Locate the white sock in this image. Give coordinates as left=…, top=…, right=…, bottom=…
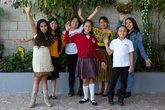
left=89, top=84, right=95, bottom=101
left=83, top=85, right=89, bottom=99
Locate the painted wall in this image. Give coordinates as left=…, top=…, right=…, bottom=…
left=0, top=72, right=165, bottom=93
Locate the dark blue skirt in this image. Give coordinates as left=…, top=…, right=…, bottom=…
left=75, top=56, right=99, bottom=79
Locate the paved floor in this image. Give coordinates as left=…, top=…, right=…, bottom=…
left=0, top=93, right=165, bottom=110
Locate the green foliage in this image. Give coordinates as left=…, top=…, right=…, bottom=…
left=1, top=51, right=33, bottom=72
left=132, top=0, right=165, bottom=72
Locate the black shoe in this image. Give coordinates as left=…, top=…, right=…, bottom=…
left=49, top=95, right=57, bottom=99
left=91, top=100, right=97, bottom=106
left=79, top=98, right=89, bottom=104
left=118, top=96, right=124, bottom=106
left=77, top=87, right=83, bottom=96
left=125, top=92, right=131, bottom=98
left=68, top=88, right=74, bottom=97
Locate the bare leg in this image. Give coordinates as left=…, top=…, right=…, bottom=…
left=103, top=82, right=109, bottom=96
left=95, top=81, right=102, bottom=95
left=28, top=75, right=40, bottom=108
left=42, top=75, right=52, bottom=107
left=51, top=79, right=56, bottom=96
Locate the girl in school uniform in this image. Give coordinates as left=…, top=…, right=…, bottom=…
left=64, top=19, right=107, bottom=106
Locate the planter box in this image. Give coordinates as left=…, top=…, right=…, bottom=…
left=0, top=72, right=165, bottom=93
left=0, top=72, right=79, bottom=93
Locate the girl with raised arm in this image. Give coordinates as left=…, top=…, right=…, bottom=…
left=22, top=5, right=53, bottom=108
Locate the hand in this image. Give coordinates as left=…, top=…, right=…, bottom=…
left=145, top=58, right=152, bottom=67
left=101, top=62, right=107, bottom=70
left=128, top=66, right=134, bottom=73
left=78, top=8, right=82, bottom=17
left=14, top=39, right=22, bottom=44
left=95, top=6, right=101, bottom=12
left=103, top=37, right=109, bottom=46
left=65, top=21, right=71, bottom=31
left=22, top=3, right=31, bottom=14
left=119, top=13, right=125, bottom=21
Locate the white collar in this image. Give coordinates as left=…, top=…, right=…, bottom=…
left=86, top=35, right=90, bottom=39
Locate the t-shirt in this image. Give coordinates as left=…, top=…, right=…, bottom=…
left=109, top=38, right=134, bottom=67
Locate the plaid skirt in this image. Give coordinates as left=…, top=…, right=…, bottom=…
left=75, top=56, right=99, bottom=79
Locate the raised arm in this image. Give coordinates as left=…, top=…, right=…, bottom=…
left=64, top=21, right=71, bottom=43
left=22, top=5, right=36, bottom=35
left=87, top=6, right=100, bottom=20
left=78, top=6, right=100, bottom=22
left=78, top=8, right=85, bottom=22
left=116, top=13, right=125, bottom=30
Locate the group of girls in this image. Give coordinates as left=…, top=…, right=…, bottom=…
left=15, top=4, right=152, bottom=108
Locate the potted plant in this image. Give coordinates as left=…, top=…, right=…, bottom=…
left=114, top=0, right=132, bottom=14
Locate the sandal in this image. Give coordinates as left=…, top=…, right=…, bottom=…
left=49, top=95, right=57, bottom=99
left=79, top=98, right=89, bottom=104
left=102, top=92, right=108, bottom=97
left=95, top=92, right=103, bottom=95
left=91, top=100, right=97, bottom=106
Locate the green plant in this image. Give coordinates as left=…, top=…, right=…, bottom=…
left=2, top=50, right=33, bottom=72
left=132, top=0, right=165, bottom=72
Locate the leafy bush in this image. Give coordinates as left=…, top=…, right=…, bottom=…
left=0, top=51, right=33, bottom=72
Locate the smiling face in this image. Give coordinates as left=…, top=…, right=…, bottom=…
left=40, top=22, right=48, bottom=33
left=83, top=21, right=92, bottom=35
left=125, top=19, right=134, bottom=31
left=70, top=18, right=79, bottom=29
left=99, top=19, right=109, bottom=29
left=50, top=20, right=58, bottom=31
left=117, top=26, right=128, bottom=39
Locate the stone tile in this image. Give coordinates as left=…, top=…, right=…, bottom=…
left=0, top=93, right=165, bottom=110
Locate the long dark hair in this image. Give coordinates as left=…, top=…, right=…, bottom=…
left=35, top=19, right=51, bottom=48
left=82, top=19, right=93, bottom=36
left=49, top=18, right=62, bottom=53
left=70, top=16, right=82, bottom=29
left=125, top=17, right=140, bottom=33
